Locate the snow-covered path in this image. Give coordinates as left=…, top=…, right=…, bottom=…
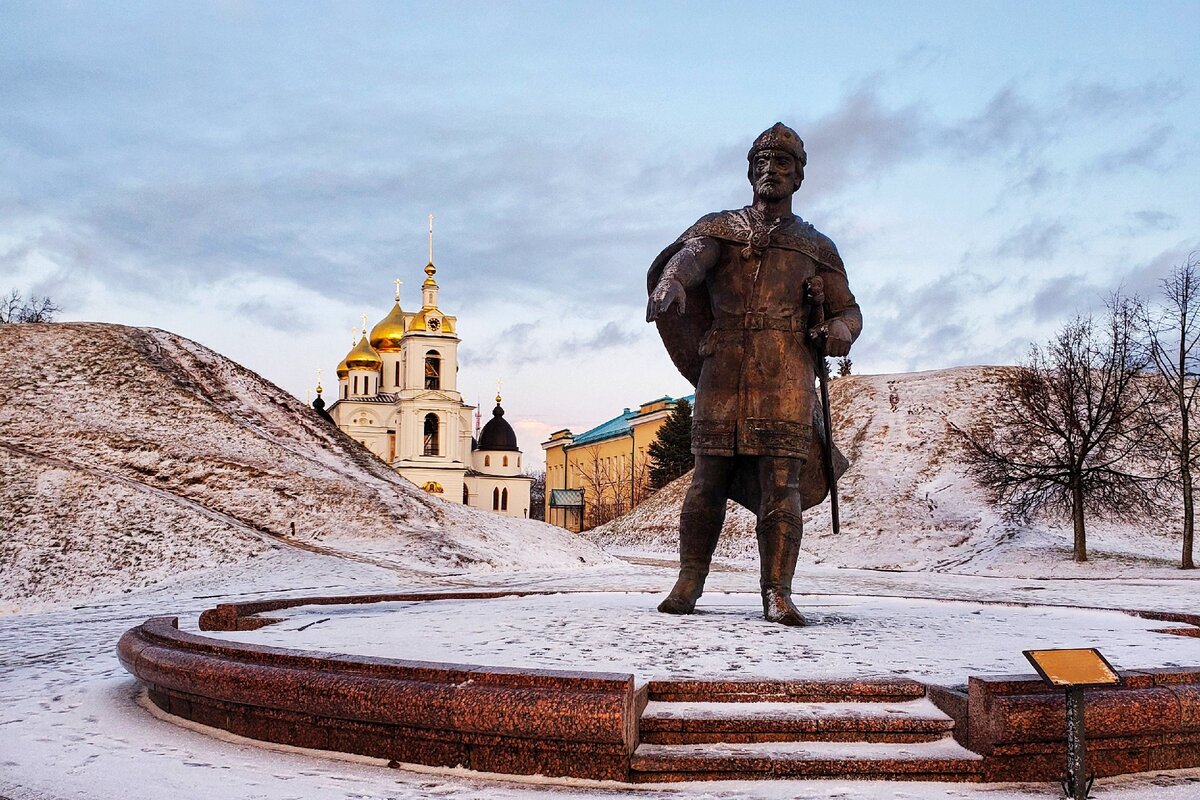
left=5, top=549, right=1200, bottom=800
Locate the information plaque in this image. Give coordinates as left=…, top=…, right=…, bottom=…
left=1024, top=648, right=1122, bottom=689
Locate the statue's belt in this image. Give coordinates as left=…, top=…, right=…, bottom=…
left=711, top=313, right=806, bottom=332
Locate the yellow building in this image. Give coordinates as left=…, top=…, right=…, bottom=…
left=541, top=395, right=691, bottom=530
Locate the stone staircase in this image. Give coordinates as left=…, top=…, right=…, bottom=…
left=630, top=679, right=982, bottom=782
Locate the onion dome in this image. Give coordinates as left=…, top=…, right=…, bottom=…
left=344, top=333, right=382, bottom=372
left=422, top=261, right=437, bottom=288
left=478, top=394, right=519, bottom=451
left=369, top=302, right=406, bottom=352
left=312, top=383, right=331, bottom=420
left=336, top=329, right=356, bottom=378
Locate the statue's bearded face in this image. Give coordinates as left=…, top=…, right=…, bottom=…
left=750, top=149, right=803, bottom=201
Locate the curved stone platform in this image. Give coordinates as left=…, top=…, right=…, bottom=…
left=118, top=612, right=639, bottom=780
left=117, top=590, right=1200, bottom=784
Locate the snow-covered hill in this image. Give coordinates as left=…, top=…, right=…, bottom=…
left=592, top=367, right=1183, bottom=576
left=0, top=323, right=608, bottom=611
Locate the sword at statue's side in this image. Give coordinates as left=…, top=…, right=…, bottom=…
left=805, top=276, right=841, bottom=534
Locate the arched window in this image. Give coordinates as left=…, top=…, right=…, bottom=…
left=503, top=455, right=509, bottom=467
left=423, top=413, right=439, bottom=456
left=353, top=375, right=359, bottom=395
left=492, top=487, right=500, bottom=510
left=484, top=455, right=490, bottom=467
left=501, top=487, right=509, bottom=511
left=462, top=484, right=469, bottom=504
left=342, top=385, right=347, bottom=399
left=394, top=362, right=400, bottom=388
left=424, top=350, right=441, bottom=390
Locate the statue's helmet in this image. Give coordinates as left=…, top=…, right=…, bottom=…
left=747, top=122, right=807, bottom=167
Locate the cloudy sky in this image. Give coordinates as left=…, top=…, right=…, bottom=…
left=3, top=1, right=1197, bottom=465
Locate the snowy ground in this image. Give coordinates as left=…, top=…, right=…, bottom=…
left=5, top=548, right=1200, bottom=800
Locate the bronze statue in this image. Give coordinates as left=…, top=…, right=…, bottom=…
left=646, top=123, right=861, bottom=626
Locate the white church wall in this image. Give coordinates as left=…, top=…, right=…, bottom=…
left=380, top=353, right=402, bottom=391
left=466, top=476, right=532, bottom=518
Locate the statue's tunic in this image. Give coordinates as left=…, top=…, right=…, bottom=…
left=649, top=208, right=862, bottom=461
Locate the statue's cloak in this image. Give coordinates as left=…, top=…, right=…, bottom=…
left=648, top=209, right=849, bottom=513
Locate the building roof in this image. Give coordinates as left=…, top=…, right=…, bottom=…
left=568, top=394, right=693, bottom=447
left=326, top=393, right=398, bottom=412
left=549, top=488, right=585, bottom=508
left=570, top=410, right=634, bottom=446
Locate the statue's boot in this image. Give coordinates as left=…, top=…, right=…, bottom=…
left=658, top=507, right=724, bottom=614
left=757, top=509, right=806, bottom=626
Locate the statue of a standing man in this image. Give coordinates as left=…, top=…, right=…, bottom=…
left=646, top=123, right=861, bottom=626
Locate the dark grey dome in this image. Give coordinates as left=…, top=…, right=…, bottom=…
left=478, top=402, right=519, bottom=451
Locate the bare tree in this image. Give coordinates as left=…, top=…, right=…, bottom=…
left=1140, top=253, right=1200, bottom=569
left=631, top=450, right=653, bottom=506
left=525, top=468, right=546, bottom=521
left=0, top=289, right=61, bottom=323
left=574, top=447, right=620, bottom=529
left=0, top=289, right=19, bottom=322
left=573, top=445, right=652, bottom=529
left=954, top=299, right=1156, bottom=562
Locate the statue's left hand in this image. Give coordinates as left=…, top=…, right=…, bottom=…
left=810, top=318, right=852, bottom=357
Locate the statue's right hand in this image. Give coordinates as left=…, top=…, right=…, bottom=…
left=646, top=278, right=687, bottom=322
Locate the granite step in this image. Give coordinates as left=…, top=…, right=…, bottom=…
left=628, top=738, right=983, bottom=783
left=640, top=697, right=955, bottom=744
left=646, top=678, right=927, bottom=704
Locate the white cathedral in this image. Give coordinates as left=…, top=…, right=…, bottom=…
left=315, top=235, right=532, bottom=518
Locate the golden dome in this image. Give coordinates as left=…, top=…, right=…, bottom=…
left=407, top=309, right=456, bottom=334
left=369, top=302, right=406, bottom=352
left=336, top=356, right=350, bottom=379
left=423, top=261, right=438, bottom=288
left=344, top=334, right=382, bottom=372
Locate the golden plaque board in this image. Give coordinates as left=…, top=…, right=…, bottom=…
left=1024, top=648, right=1122, bottom=688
